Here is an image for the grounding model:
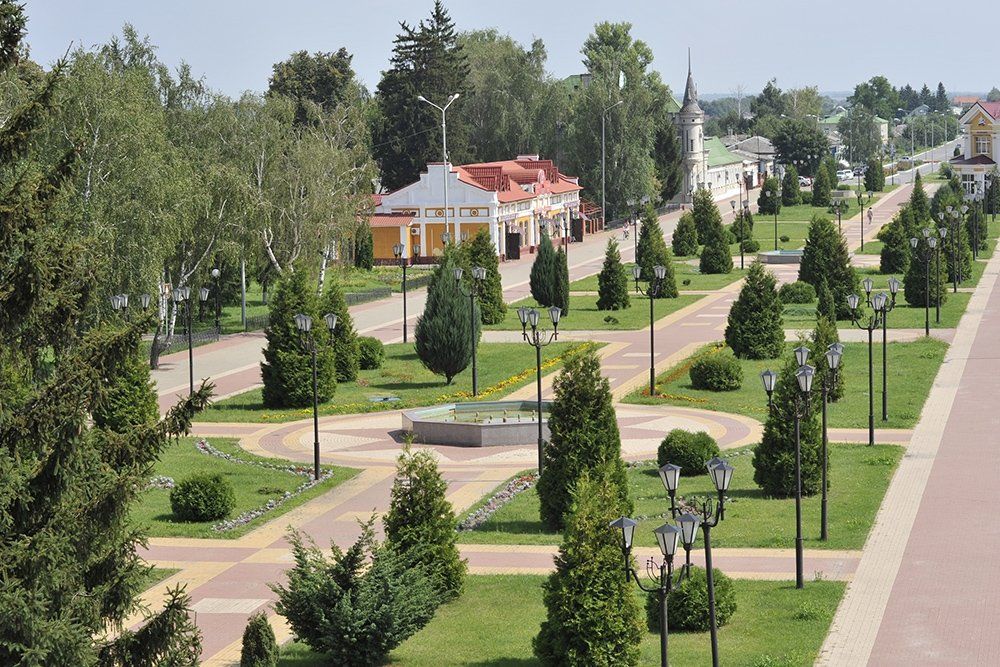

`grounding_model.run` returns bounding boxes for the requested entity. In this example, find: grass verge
[485,294,704,331]
[569,261,747,293]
